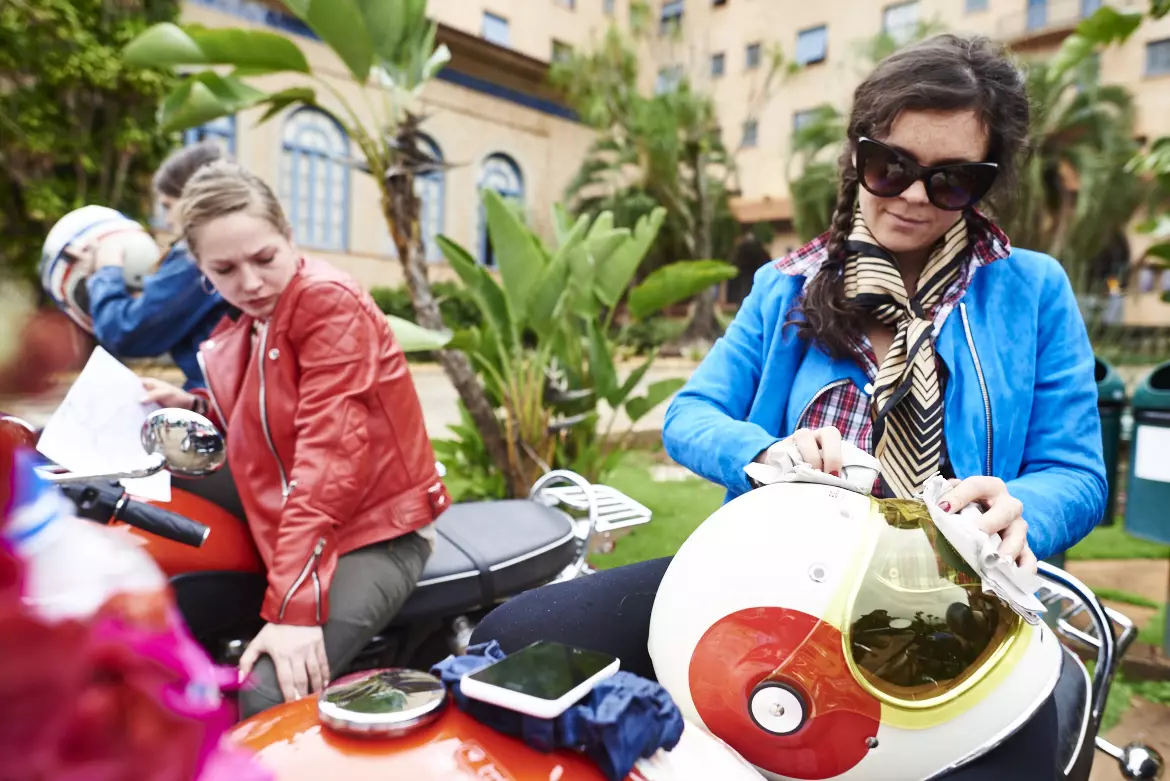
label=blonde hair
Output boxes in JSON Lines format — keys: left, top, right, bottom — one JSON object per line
{"left": 175, "top": 161, "right": 292, "bottom": 258}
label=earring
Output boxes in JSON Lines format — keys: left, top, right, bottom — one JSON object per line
{"left": 200, "top": 274, "right": 216, "bottom": 295}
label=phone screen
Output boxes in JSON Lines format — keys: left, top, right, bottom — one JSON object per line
{"left": 464, "top": 641, "right": 617, "bottom": 701}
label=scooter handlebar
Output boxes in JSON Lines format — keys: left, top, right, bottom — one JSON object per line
{"left": 59, "top": 481, "right": 210, "bottom": 548}
{"left": 115, "top": 496, "right": 210, "bottom": 548}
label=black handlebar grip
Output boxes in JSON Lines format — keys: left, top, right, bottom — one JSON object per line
{"left": 114, "top": 496, "right": 210, "bottom": 548}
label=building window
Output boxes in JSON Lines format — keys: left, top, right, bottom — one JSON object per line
{"left": 883, "top": 1, "right": 919, "bottom": 45}
{"left": 660, "top": 0, "right": 684, "bottom": 35}
{"left": 795, "top": 25, "right": 827, "bottom": 66}
{"left": 1148, "top": 38, "right": 1170, "bottom": 75}
{"left": 416, "top": 135, "right": 446, "bottom": 263}
{"left": 482, "top": 11, "right": 510, "bottom": 47}
{"left": 380, "top": 135, "right": 446, "bottom": 262}
{"left": 656, "top": 65, "right": 683, "bottom": 93}
{"left": 745, "top": 42, "right": 761, "bottom": 69}
{"left": 793, "top": 109, "right": 817, "bottom": 132}
{"left": 711, "top": 52, "right": 725, "bottom": 77}
{"left": 1026, "top": 0, "right": 1047, "bottom": 31}
{"left": 742, "top": 119, "right": 758, "bottom": 148}
{"left": 1081, "top": 0, "right": 1101, "bottom": 17}
{"left": 478, "top": 153, "right": 524, "bottom": 267}
{"left": 279, "top": 108, "right": 350, "bottom": 251}
{"left": 965, "top": 0, "right": 988, "bottom": 11}
{"left": 183, "top": 114, "right": 237, "bottom": 154}
{"left": 552, "top": 39, "right": 574, "bottom": 62}
{"left": 603, "top": 0, "right": 615, "bottom": 14}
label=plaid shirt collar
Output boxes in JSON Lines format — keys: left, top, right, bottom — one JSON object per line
{"left": 774, "top": 210, "right": 1012, "bottom": 293}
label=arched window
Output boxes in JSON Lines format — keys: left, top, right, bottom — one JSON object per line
{"left": 154, "top": 115, "right": 237, "bottom": 227}
{"left": 477, "top": 152, "right": 524, "bottom": 267}
{"left": 379, "top": 134, "right": 445, "bottom": 262}
{"left": 279, "top": 108, "right": 350, "bottom": 251}
{"left": 184, "top": 114, "right": 237, "bottom": 154}
{"left": 417, "top": 135, "right": 446, "bottom": 262}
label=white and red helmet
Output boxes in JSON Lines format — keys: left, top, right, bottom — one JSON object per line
{"left": 40, "top": 206, "right": 163, "bottom": 333}
{"left": 648, "top": 455, "right": 1062, "bottom": 781}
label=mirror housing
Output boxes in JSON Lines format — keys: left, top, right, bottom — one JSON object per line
{"left": 140, "top": 408, "right": 226, "bottom": 477}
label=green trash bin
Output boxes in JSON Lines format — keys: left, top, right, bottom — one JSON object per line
{"left": 1095, "top": 357, "right": 1127, "bottom": 528}
{"left": 1044, "top": 356, "right": 1127, "bottom": 569}
{"left": 1123, "top": 361, "right": 1170, "bottom": 654}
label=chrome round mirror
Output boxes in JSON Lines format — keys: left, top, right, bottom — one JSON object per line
{"left": 1119, "top": 743, "right": 1164, "bottom": 780}
{"left": 318, "top": 668, "right": 447, "bottom": 738}
{"left": 140, "top": 408, "right": 225, "bottom": 477}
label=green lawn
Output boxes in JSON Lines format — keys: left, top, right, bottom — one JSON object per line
{"left": 1068, "top": 522, "right": 1170, "bottom": 560}
{"left": 590, "top": 452, "right": 724, "bottom": 570}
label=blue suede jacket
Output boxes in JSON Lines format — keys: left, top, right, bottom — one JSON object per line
{"left": 662, "top": 247, "right": 1106, "bottom": 561}
{"left": 86, "top": 242, "right": 229, "bottom": 390}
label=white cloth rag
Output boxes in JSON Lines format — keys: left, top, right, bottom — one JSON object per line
{"left": 921, "top": 476, "right": 1047, "bottom": 626}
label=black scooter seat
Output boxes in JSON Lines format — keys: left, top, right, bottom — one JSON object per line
{"left": 393, "top": 499, "right": 577, "bottom": 623}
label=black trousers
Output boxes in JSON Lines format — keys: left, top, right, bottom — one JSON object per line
{"left": 471, "top": 557, "right": 1063, "bottom": 781}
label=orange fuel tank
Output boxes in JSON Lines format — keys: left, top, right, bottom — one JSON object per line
{"left": 128, "top": 488, "right": 262, "bottom": 576}
{"left": 230, "top": 691, "right": 763, "bottom": 781}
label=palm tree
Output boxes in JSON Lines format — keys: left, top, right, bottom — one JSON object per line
{"left": 995, "top": 55, "right": 1145, "bottom": 296}
{"left": 552, "top": 27, "right": 737, "bottom": 340}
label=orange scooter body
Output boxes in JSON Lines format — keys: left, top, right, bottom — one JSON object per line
{"left": 132, "top": 488, "right": 262, "bottom": 576}
{"left": 231, "top": 694, "right": 763, "bottom": 781}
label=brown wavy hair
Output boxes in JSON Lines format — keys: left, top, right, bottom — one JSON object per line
{"left": 794, "top": 34, "right": 1030, "bottom": 359}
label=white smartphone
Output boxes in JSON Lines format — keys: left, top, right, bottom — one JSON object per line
{"left": 460, "top": 640, "right": 620, "bottom": 720}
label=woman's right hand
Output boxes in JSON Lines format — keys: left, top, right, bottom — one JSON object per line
{"left": 141, "top": 377, "right": 197, "bottom": 410}
{"left": 756, "top": 426, "right": 844, "bottom": 476}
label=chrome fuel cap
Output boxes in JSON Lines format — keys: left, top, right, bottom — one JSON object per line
{"left": 318, "top": 668, "right": 447, "bottom": 738}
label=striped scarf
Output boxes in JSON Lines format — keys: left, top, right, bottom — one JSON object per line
{"left": 843, "top": 209, "right": 969, "bottom": 499}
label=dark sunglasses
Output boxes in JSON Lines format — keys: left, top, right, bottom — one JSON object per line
{"left": 856, "top": 137, "right": 999, "bottom": 211}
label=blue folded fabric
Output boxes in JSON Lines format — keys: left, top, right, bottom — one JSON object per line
{"left": 431, "top": 641, "right": 684, "bottom": 781}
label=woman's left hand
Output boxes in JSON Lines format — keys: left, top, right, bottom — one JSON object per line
{"left": 238, "top": 622, "right": 330, "bottom": 702}
{"left": 938, "top": 476, "right": 1037, "bottom": 575}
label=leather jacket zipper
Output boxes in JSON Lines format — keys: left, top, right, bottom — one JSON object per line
{"left": 960, "top": 303, "right": 993, "bottom": 477}
{"left": 194, "top": 350, "right": 227, "bottom": 425}
{"left": 279, "top": 536, "right": 326, "bottom": 622}
{"left": 797, "top": 379, "right": 852, "bottom": 428}
{"left": 256, "top": 323, "right": 291, "bottom": 497}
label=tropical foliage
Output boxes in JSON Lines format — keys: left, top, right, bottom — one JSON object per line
{"left": 1065, "top": 2, "right": 1170, "bottom": 300}
{"left": 123, "top": 0, "right": 521, "bottom": 485}
{"left": 434, "top": 190, "right": 736, "bottom": 499}
{"left": 0, "top": 0, "right": 179, "bottom": 280}
{"left": 551, "top": 24, "right": 783, "bottom": 345}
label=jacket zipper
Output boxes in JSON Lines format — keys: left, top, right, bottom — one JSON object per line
{"left": 195, "top": 350, "right": 227, "bottom": 425}
{"left": 960, "top": 303, "right": 993, "bottom": 477}
{"left": 797, "top": 379, "right": 852, "bottom": 428}
{"left": 279, "top": 537, "right": 326, "bottom": 621}
{"left": 256, "top": 323, "right": 291, "bottom": 497}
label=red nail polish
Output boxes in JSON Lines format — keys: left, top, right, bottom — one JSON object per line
{"left": 831, "top": 470, "right": 840, "bottom": 477}
{"left": 939, "top": 501, "right": 952, "bottom": 512}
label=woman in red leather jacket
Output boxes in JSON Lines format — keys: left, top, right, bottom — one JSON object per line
{"left": 141, "top": 161, "right": 450, "bottom": 719}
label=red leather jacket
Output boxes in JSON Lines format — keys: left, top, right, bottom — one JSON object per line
{"left": 191, "top": 257, "right": 449, "bottom": 626}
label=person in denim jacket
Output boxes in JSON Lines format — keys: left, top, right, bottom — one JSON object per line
{"left": 87, "top": 142, "right": 231, "bottom": 390}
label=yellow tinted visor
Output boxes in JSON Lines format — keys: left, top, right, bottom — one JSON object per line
{"left": 842, "top": 498, "right": 1022, "bottom": 709}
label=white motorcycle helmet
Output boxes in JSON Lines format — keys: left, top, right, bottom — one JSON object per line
{"left": 648, "top": 445, "right": 1062, "bottom": 781}
{"left": 40, "top": 205, "right": 163, "bottom": 333}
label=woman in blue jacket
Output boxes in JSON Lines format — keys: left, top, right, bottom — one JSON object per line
{"left": 472, "top": 35, "right": 1105, "bottom": 780}
{"left": 86, "top": 142, "right": 231, "bottom": 390}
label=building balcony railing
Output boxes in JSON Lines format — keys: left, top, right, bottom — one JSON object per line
{"left": 995, "top": 0, "right": 1139, "bottom": 45}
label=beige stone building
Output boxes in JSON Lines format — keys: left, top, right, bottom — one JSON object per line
{"left": 177, "top": 0, "right": 1170, "bottom": 320}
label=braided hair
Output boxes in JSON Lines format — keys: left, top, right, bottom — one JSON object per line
{"left": 791, "top": 34, "right": 1030, "bottom": 359}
